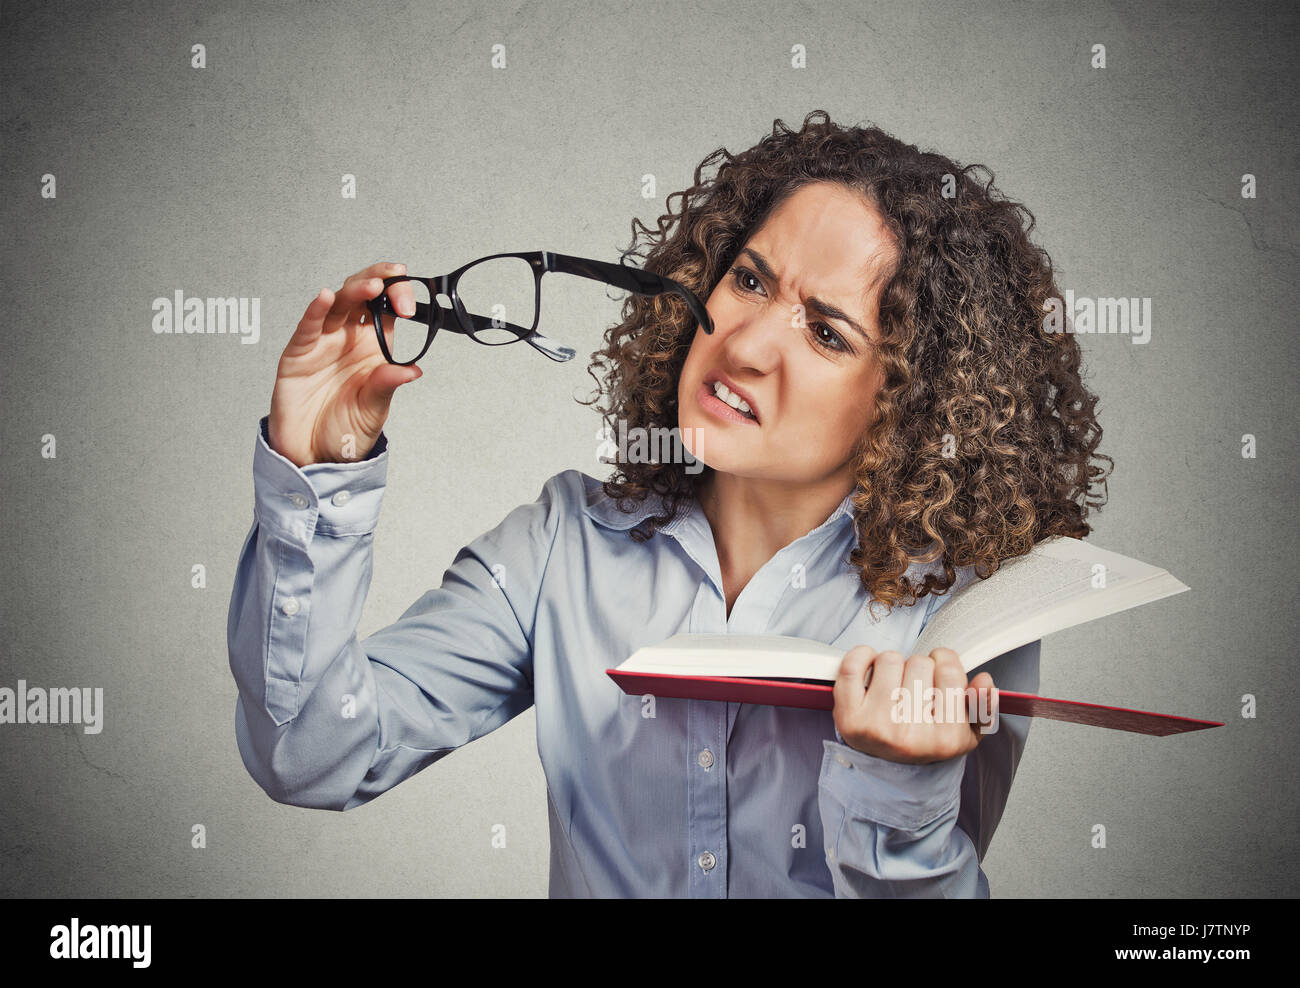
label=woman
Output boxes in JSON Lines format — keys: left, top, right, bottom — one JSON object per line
{"left": 229, "top": 110, "right": 1111, "bottom": 897}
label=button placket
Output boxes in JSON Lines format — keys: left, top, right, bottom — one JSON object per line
{"left": 687, "top": 691, "right": 728, "bottom": 897}
{"left": 265, "top": 536, "right": 310, "bottom": 725}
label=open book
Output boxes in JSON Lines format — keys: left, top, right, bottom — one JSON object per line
{"left": 606, "top": 536, "right": 1222, "bottom": 736}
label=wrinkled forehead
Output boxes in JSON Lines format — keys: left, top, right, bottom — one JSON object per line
{"left": 747, "top": 184, "right": 899, "bottom": 300}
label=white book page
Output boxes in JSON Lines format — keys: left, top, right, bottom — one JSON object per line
{"left": 614, "top": 539, "right": 1189, "bottom": 680}
{"left": 618, "top": 633, "right": 844, "bottom": 680}
{"left": 957, "top": 572, "right": 1187, "bottom": 670}
{"left": 915, "top": 537, "right": 1188, "bottom": 671}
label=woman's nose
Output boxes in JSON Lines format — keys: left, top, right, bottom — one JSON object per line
{"left": 718, "top": 307, "right": 790, "bottom": 371}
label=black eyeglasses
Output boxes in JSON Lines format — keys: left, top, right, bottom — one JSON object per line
{"left": 366, "top": 250, "right": 715, "bottom": 364}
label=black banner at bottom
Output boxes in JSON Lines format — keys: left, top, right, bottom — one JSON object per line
{"left": 0, "top": 897, "right": 1278, "bottom": 972}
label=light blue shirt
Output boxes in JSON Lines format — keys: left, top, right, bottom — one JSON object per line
{"left": 228, "top": 416, "right": 1039, "bottom": 897}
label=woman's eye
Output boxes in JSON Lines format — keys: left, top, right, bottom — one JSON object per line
{"left": 732, "top": 267, "right": 762, "bottom": 293}
{"left": 732, "top": 266, "right": 850, "bottom": 353}
{"left": 812, "top": 323, "right": 848, "bottom": 352}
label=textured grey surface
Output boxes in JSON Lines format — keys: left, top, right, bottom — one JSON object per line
{"left": 1, "top": 0, "right": 1296, "bottom": 897}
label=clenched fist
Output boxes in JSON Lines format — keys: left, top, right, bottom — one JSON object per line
{"left": 831, "top": 645, "right": 998, "bottom": 764}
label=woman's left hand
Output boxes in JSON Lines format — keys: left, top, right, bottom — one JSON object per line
{"left": 831, "top": 645, "right": 997, "bottom": 764}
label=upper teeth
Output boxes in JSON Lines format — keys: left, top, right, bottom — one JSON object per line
{"left": 712, "top": 381, "right": 754, "bottom": 417}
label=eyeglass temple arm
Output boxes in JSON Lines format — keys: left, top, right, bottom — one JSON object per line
{"left": 544, "top": 251, "right": 714, "bottom": 334}
{"left": 375, "top": 287, "right": 575, "bottom": 363}
{"left": 398, "top": 296, "right": 575, "bottom": 363}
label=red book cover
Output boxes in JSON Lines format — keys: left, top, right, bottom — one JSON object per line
{"left": 605, "top": 669, "right": 1224, "bottom": 737}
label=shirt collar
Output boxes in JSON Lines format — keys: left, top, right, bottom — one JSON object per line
{"left": 583, "top": 478, "right": 859, "bottom": 541}
{"left": 581, "top": 480, "right": 666, "bottom": 530}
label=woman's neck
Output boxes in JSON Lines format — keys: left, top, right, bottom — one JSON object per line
{"left": 697, "top": 469, "right": 856, "bottom": 617}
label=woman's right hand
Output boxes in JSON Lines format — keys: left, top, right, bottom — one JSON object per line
{"left": 268, "top": 261, "right": 423, "bottom": 468}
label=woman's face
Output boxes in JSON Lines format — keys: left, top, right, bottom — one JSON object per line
{"left": 677, "top": 181, "right": 894, "bottom": 488}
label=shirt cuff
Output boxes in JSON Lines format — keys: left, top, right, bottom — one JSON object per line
{"left": 253, "top": 415, "right": 390, "bottom": 546}
{"left": 820, "top": 738, "right": 966, "bottom": 831}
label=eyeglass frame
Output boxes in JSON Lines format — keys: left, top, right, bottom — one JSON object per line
{"left": 365, "top": 250, "right": 715, "bottom": 365}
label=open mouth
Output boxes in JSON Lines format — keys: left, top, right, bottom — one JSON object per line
{"left": 698, "top": 378, "right": 760, "bottom": 425}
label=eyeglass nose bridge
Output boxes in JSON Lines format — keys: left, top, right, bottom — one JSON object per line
{"left": 391, "top": 277, "right": 456, "bottom": 337}
{"left": 430, "top": 289, "right": 456, "bottom": 333}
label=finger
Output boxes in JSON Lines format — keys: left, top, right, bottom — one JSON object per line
{"left": 898, "top": 654, "right": 936, "bottom": 727}
{"left": 968, "top": 671, "right": 994, "bottom": 692}
{"left": 354, "top": 260, "right": 407, "bottom": 283}
{"left": 831, "top": 646, "right": 877, "bottom": 723}
{"left": 861, "top": 650, "right": 906, "bottom": 727}
{"left": 291, "top": 287, "right": 335, "bottom": 348}
{"left": 340, "top": 261, "right": 408, "bottom": 304}
{"left": 358, "top": 361, "right": 423, "bottom": 418}
{"left": 324, "top": 263, "right": 407, "bottom": 334}
{"left": 931, "top": 650, "right": 970, "bottom": 747}
{"left": 323, "top": 276, "right": 384, "bottom": 335}
{"left": 388, "top": 276, "right": 416, "bottom": 318}
{"left": 965, "top": 671, "right": 998, "bottom": 733}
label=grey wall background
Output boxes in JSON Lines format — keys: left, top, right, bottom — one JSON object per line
{"left": 1, "top": 0, "right": 1296, "bottom": 897}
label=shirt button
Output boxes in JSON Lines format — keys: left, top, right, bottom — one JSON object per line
{"left": 331, "top": 490, "right": 352, "bottom": 507}
{"left": 288, "top": 493, "right": 309, "bottom": 509}
{"left": 281, "top": 597, "right": 300, "bottom": 616}
{"left": 697, "top": 748, "right": 714, "bottom": 769}
{"left": 835, "top": 754, "right": 853, "bottom": 768}
{"left": 698, "top": 851, "right": 716, "bottom": 873}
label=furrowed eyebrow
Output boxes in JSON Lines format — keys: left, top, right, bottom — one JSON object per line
{"left": 738, "top": 247, "right": 873, "bottom": 344}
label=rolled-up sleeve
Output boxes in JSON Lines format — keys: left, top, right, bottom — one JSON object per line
{"left": 227, "top": 416, "right": 561, "bottom": 811}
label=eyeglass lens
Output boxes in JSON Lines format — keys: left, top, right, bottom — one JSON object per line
{"left": 382, "top": 278, "right": 433, "bottom": 364}
{"left": 455, "top": 256, "right": 538, "bottom": 344}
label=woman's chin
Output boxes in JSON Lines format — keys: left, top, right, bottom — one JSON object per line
{"left": 683, "top": 444, "right": 745, "bottom": 477}
{"left": 676, "top": 433, "right": 710, "bottom": 472}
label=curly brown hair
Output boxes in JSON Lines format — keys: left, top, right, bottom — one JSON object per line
{"left": 579, "top": 110, "right": 1112, "bottom": 613}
